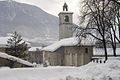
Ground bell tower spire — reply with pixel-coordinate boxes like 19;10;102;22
58;3;74;40
63;2;68;11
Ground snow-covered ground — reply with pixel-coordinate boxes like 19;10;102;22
0;57;120;80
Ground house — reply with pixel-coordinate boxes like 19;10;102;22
43;37;94;66
28;47;43;64
0;52;34;68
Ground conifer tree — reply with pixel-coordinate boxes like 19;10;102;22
6;31;28;59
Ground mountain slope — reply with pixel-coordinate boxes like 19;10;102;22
0;0;59;46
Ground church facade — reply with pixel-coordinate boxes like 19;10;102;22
42;3;94;67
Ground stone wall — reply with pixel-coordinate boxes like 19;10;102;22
43;46;93;67
64;46;93;66
43;47;64;66
28;51;43;64
59;12;73;40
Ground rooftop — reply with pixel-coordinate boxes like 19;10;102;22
42;37;94;52
28;47;42;51
0;52;34;67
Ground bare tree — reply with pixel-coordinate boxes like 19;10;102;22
103;0;120;56
77;0;118;60
110;0;120;5
78;0;120;59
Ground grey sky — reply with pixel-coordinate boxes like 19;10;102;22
14;0;80;24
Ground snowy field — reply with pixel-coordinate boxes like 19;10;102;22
0;57;120;80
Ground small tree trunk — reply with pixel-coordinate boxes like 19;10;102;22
103;39;108;61
113;46;116;56
112;41;116;56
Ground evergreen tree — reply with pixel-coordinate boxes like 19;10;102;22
6;31;28;59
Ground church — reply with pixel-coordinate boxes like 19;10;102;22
42;3;94;66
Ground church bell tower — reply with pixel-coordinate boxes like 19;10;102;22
58;3;73;40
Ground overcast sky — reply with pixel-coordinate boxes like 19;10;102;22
13;0;80;24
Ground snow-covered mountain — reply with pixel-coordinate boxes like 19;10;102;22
0;0;59;46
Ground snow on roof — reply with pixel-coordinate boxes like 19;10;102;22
80;37;95;46
42;37;79;52
0;52;34;67
94;48;120;55
43;37;94;52
28;47;42;51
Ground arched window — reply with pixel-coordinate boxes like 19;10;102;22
85;48;88;53
64;15;69;22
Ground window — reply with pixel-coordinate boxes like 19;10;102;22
85;48;88;53
64;15;69;22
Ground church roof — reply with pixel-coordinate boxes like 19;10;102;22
28;47;42;51
42;37;79;52
42;37;94;52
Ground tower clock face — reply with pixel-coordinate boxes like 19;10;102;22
64;15;69;22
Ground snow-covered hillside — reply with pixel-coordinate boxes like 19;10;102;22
0;0;59;46
0;57;120;80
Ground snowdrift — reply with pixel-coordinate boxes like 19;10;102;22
0;57;120;80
